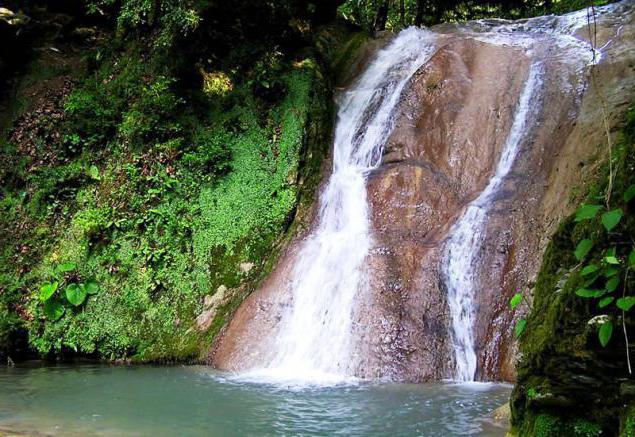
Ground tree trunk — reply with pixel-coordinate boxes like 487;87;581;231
400;0;405;26
374;0;389;31
415;0;425;26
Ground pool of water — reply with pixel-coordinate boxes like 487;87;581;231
0;364;511;436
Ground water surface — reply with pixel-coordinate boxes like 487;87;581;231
0;364;511;436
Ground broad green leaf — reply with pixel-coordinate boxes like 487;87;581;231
574;239;594;261
599;297;614;308
605;256;620;265
57;262;77;273
510;293;522;309
629;250;635;269
599;320;613;347
601;209;623;232
581;264;599;276
616;296;635;312
39;281;58;301
65;284;87;306
606;247;617;257
576;288;602;298
515;319;527;338
605;276;620;292
603;266;620;277
624;184;635;202
88;165;100;180
84;280;99;295
43;300;65;321
575;204;603;222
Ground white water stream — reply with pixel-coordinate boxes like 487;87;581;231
246;28;437;383
442;62;544;382
441;3;622;381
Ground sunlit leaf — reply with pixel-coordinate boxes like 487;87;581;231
510;293;522;309
39;281;58;301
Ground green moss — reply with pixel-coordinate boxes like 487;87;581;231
621;403;635;437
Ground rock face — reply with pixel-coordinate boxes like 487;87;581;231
212;4;635;382
356;38;530;381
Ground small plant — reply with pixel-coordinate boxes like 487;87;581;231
510;292;529;338
572;189;634;349
38;263;100;321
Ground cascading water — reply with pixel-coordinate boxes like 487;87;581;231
247;28;438;383
441;5;614;381
442;62;544;382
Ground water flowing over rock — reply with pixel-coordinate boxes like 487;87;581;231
211;1;635;383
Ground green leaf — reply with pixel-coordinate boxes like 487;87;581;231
624;184;635;202
599;297;614;308
84;280;99;295
603;266;620;277
616;296;635;312
629;250;635;268
57;262;77;273
88;165;100;180
43;300;65;321
581;264;599;276
576;288;603;298
599;320;613;347
39;281;58;301
574;239;594;261
575;204;603;222
510;293;522;309
605;276;620;292
605;256;620;265
65;284;87;306
515;319;527;338
601;209;623;232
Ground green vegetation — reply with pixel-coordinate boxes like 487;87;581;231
511;104;635;435
0;1;335;361
338;0;615;30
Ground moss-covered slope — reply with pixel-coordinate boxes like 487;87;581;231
0;7;337;363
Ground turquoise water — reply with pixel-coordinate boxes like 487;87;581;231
0;364;511;436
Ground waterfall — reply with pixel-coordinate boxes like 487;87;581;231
440;2;619;381
442;62;544;382
247;28;437;383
